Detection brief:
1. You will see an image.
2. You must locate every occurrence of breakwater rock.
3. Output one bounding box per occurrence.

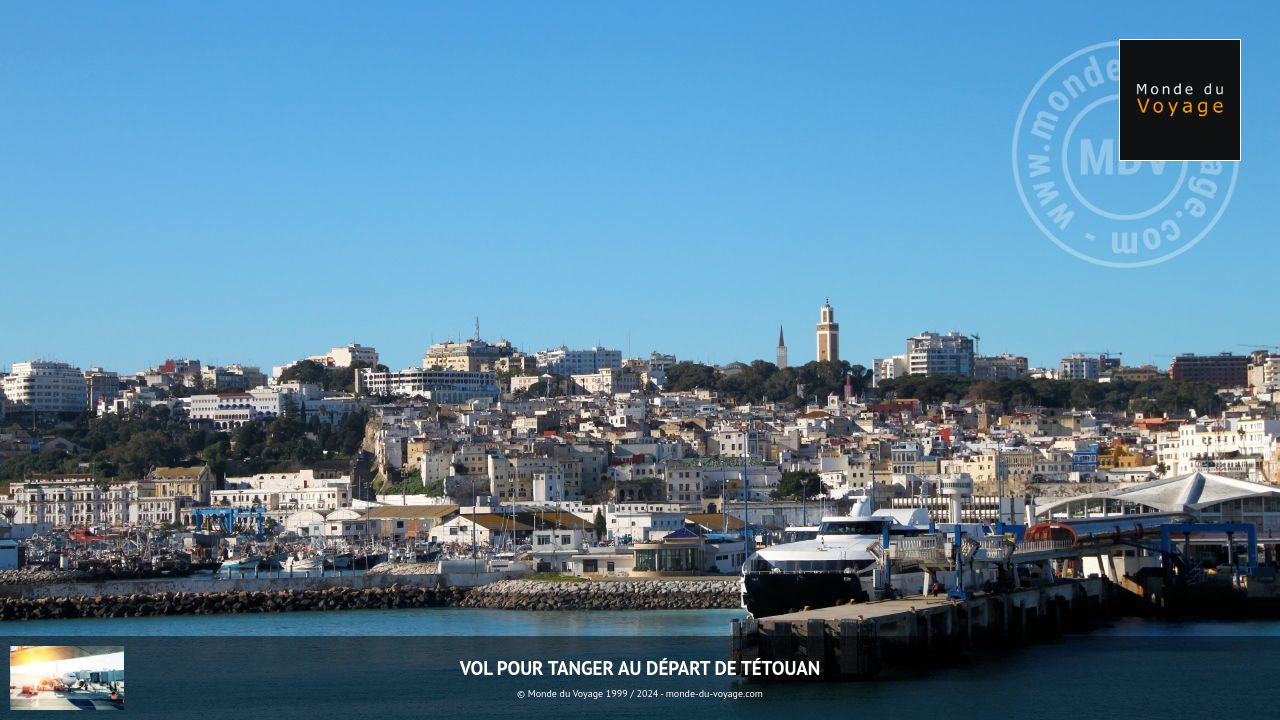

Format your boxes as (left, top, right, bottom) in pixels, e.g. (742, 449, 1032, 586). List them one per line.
(0, 584, 468, 621)
(0, 577, 741, 620)
(367, 562, 438, 576)
(0, 569, 86, 585)
(458, 579, 740, 611)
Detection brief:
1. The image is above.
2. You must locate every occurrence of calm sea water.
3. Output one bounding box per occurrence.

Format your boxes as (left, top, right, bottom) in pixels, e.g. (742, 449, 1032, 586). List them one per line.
(0, 606, 744, 636)
(2, 609, 1277, 719)
(5, 604, 1280, 638)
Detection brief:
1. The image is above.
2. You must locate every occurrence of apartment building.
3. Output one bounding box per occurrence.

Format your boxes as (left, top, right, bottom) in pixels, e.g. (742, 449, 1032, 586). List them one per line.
(423, 339, 514, 372)
(1058, 354, 1101, 381)
(2, 473, 199, 527)
(354, 368, 499, 402)
(906, 332, 975, 377)
(534, 346, 622, 376)
(3, 360, 89, 413)
(1168, 353, 1249, 388)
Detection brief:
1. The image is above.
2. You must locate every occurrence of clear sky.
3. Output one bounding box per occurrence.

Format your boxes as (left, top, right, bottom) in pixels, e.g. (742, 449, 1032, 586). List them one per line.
(2, 2, 1276, 374)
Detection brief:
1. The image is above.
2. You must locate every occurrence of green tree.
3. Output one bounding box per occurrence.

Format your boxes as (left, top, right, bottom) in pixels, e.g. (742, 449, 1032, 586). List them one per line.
(771, 471, 825, 500)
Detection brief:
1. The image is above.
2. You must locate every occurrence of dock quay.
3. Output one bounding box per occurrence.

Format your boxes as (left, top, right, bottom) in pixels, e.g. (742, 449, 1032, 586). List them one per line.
(731, 577, 1112, 679)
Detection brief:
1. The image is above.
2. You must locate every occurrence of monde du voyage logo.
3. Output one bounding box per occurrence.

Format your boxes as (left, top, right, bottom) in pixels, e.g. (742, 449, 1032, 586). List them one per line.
(1012, 40, 1240, 268)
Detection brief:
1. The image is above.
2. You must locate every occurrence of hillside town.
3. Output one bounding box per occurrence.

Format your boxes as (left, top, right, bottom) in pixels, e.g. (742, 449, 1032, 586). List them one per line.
(3, 302, 1280, 578)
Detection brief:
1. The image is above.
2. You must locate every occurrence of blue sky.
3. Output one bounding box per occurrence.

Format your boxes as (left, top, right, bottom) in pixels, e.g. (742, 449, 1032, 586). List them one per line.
(2, 2, 1275, 373)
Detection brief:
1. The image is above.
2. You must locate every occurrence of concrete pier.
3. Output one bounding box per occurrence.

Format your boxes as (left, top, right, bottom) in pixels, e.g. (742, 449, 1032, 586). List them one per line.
(731, 578, 1112, 679)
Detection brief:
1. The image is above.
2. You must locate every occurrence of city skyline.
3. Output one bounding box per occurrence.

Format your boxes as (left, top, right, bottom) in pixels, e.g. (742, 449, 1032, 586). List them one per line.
(4, 306, 1273, 379)
(4, 3, 1277, 373)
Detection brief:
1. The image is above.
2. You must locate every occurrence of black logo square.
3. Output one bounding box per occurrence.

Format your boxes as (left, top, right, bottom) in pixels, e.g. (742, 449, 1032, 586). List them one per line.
(1119, 39, 1240, 161)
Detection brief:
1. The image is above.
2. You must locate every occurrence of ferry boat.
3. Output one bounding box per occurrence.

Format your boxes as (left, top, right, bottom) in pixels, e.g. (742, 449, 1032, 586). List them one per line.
(779, 526, 820, 544)
(740, 502, 934, 618)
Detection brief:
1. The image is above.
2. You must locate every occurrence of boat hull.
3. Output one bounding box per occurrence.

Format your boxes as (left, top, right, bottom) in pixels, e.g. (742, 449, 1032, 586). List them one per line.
(280, 557, 325, 573)
(220, 557, 262, 574)
(741, 572, 869, 618)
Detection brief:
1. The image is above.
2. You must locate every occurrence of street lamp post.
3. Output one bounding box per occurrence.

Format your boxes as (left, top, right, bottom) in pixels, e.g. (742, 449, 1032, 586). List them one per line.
(471, 475, 478, 573)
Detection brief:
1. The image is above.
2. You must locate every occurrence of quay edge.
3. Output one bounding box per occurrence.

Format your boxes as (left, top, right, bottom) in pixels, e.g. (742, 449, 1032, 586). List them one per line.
(731, 577, 1112, 680)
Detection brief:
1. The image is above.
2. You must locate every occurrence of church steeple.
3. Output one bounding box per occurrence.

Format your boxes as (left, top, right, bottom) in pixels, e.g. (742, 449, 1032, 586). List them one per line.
(776, 325, 788, 370)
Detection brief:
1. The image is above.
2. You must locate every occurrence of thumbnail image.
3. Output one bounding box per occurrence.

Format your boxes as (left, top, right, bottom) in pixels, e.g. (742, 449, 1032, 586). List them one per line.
(9, 646, 124, 711)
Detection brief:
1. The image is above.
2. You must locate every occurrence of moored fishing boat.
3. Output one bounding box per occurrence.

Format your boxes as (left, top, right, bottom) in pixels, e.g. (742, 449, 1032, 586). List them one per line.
(219, 555, 262, 574)
(279, 553, 325, 573)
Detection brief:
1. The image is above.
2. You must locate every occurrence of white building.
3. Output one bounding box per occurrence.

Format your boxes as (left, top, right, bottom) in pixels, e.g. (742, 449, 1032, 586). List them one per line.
(1249, 353, 1280, 392)
(423, 339, 513, 372)
(186, 388, 290, 429)
(324, 344, 379, 368)
(906, 332, 974, 377)
(608, 508, 685, 542)
(1164, 417, 1280, 480)
(534, 346, 622, 376)
(1058, 353, 1101, 381)
(648, 352, 677, 373)
(663, 465, 706, 504)
(3, 360, 88, 413)
(223, 470, 353, 511)
(187, 385, 355, 429)
(201, 364, 267, 391)
(975, 353, 1029, 381)
(873, 355, 909, 385)
(83, 368, 120, 409)
(354, 368, 498, 403)
(532, 471, 566, 503)
(321, 508, 370, 542)
(571, 368, 638, 395)
(1, 474, 195, 527)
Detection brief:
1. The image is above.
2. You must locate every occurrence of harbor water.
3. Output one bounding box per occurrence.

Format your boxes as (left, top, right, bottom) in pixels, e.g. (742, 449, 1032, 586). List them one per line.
(3, 608, 1278, 719)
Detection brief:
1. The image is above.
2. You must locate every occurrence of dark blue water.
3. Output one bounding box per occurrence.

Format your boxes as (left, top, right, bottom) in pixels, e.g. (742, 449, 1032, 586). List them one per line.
(0, 606, 744, 636)
(3, 610, 1277, 719)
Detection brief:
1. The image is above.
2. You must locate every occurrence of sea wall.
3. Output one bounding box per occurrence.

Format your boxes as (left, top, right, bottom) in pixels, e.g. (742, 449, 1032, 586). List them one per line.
(0, 576, 742, 620)
(0, 569, 86, 586)
(0, 571, 443, 600)
(0, 583, 465, 620)
(459, 579, 741, 611)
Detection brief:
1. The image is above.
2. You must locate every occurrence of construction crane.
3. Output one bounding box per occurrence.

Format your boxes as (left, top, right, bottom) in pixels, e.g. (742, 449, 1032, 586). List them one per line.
(970, 333, 981, 356)
(1073, 350, 1123, 360)
(1237, 344, 1280, 351)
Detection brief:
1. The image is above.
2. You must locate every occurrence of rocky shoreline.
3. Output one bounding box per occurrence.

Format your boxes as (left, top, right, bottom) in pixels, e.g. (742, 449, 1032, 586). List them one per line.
(459, 579, 740, 611)
(0, 568, 88, 585)
(0, 578, 741, 620)
(0, 585, 467, 620)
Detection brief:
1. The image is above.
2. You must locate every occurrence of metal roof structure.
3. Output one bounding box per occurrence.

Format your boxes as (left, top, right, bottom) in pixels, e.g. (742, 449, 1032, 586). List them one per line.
(1036, 471, 1280, 519)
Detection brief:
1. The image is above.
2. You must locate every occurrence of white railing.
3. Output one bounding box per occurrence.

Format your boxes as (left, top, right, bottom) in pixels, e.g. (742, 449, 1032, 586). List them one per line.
(1012, 539, 1075, 555)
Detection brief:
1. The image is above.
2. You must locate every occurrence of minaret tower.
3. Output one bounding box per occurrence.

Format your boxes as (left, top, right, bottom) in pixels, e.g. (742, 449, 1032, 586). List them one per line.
(816, 299, 840, 363)
(776, 326, 788, 370)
